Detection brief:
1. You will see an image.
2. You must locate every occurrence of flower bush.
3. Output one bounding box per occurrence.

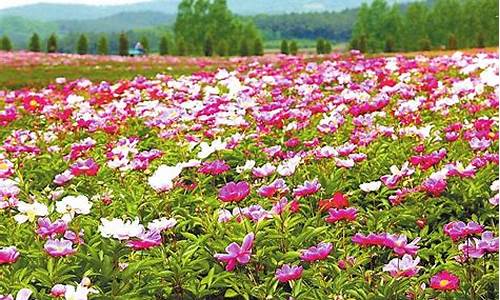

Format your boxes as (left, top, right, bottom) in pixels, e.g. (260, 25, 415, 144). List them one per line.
(0, 50, 498, 299)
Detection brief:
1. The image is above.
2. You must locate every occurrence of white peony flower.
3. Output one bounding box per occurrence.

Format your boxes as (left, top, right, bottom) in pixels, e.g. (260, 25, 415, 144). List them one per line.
(99, 218, 144, 240)
(56, 195, 92, 222)
(14, 201, 49, 224)
(360, 181, 382, 192)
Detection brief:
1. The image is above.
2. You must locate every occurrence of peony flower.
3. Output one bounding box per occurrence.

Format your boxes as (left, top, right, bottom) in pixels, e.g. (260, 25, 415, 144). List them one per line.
(359, 181, 382, 192)
(44, 239, 76, 257)
(50, 284, 66, 297)
(99, 218, 144, 240)
(444, 221, 483, 241)
(430, 271, 460, 291)
(148, 164, 184, 192)
(55, 195, 92, 222)
(198, 160, 230, 176)
(70, 158, 99, 176)
(292, 179, 321, 198)
(0, 246, 19, 264)
(53, 170, 74, 186)
(0, 288, 32, 300)
(325, 208, 357, 223)
(300, 242, 332, 262)
(127, 230, 162, 250)
(275, 264, 303, 283)
(383, 254, 420, 277)
(214, 232, 254, 271)
(147, 217, 177, 232)
(252, 163, 276, 178)
(36, 217, 68, 239)
(14, 201, 49, 224)
(218, 181, 250, 203)
(318, 192, 349, 211)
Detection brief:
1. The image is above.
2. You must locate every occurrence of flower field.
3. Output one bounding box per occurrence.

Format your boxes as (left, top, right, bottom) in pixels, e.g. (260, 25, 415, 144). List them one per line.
(0, 50, 498, 299)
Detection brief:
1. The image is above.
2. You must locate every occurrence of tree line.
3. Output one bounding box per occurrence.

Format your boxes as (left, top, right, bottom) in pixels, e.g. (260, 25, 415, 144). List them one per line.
(0, 31, 193, 56)
(351, 0, 499, 53)
(174, 0, 263, 56)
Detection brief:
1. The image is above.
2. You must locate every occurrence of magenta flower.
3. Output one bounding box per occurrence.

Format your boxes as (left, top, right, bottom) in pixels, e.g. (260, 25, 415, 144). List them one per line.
(430, 271, 460, 291)
(300, 242, 332, 262)
(325, 207, 357, 223)
(36, 217, 68, 239)
(444, 221, 483, 241)
(198, 160, 230, 176)
(275, 264, 303, 282)
(292, 179, 321, 198)
(459, 231, 499, 258)
(421, 177, 447, 197)
(383, 254, 421, 277)
(50, 284, 66, 297)
(0, 246, 19, 264)
(258, 179, 288, 198)
(218, 181, 250, 203)
(70, 158, 100, 176)
(384, 234, 420, 256)
(127, 230, 162, 250)
(214, 232, 254, 271)
(352, 232, 387, 247)
(44, 239, 76, 257)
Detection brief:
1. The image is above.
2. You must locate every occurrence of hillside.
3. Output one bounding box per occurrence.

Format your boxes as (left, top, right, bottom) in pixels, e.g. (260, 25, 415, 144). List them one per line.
(0, 0, 413, 19)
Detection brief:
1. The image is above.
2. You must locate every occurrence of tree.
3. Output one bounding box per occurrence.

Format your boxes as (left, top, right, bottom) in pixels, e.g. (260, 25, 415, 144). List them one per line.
(419, 38, 431, 51)
(204, 33, 214, 56)
(280, 40, 289, 55)
(476, 32, 485, 48)
(176, 37, 187, 56)
(159, 36, 170, 55)
(384, 36, 395, 52)
(29, 33, 41, 52)
(119, 33, 129, 56)
(140, 36, 150, 53)
(97, 36, 109, 55)
(289, 40, 298, 55)
(239, 38, 250, 56)
(324, 40, 332, 54)
(47, 33, 57, 53)
(316, 38, 325, 54)
(253, 38, 263, 56)
(216, 40, 228, 56)
(358, 35, 367, 53)
(447, 33, 457, 50)
(76, 34, 89, 55)
(1, 36, 12, 51)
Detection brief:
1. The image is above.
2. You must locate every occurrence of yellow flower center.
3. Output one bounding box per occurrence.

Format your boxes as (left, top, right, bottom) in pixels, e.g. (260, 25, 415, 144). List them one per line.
(439, 279, 449, 287)
(0, 163, 9, 171)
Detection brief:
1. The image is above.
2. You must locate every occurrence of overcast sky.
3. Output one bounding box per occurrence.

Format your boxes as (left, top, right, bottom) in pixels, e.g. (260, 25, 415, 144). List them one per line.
(0, 0, 149, 9)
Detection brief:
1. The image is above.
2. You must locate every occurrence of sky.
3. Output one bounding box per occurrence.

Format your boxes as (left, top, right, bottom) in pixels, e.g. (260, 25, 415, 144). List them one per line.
(0, 0, 149, 9)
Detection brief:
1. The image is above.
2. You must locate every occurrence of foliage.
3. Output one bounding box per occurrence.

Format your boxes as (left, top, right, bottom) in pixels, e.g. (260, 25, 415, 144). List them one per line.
(29, 33, 41, 52)
(351, 0, 499, 53)
(118, 32, 128, 56)
(47, 33, 57, 53)
(76, 34, 89, 55)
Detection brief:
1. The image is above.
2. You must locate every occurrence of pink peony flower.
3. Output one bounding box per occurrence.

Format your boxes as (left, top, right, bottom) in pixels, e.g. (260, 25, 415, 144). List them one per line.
(50, 284, 66, 297)
(36, 217, 68, 239)
(325, 208, 357, 223)
(0, 246, 19, 264)
(214, 232, 254, 271)
(444, 221, 483, 241)
(70, 158, 100, 176)
(127, 230, 162, 250)
(383, 254, 421, 277)
(292, 179, 321, 198)
(275, 264, 303, 282)
(430, 271, 460, 291)
(300, 242, 332, 262)
(218, 181, 250, 203)
(198, 160, 230, 176)
(44, 239, 76, 257)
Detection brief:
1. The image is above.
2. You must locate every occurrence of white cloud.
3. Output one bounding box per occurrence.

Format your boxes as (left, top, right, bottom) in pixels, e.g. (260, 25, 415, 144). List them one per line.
(0, 1, 149, 9)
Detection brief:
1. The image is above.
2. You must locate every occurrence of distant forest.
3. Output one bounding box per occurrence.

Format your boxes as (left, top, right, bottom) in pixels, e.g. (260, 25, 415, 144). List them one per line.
(0, 0, 498, 55)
